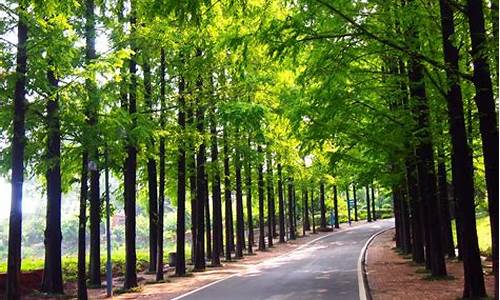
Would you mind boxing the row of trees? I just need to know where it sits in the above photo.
[1,0,497,299]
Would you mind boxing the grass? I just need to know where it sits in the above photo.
[451,214,492,257]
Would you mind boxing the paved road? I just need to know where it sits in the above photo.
[179,219,394,300]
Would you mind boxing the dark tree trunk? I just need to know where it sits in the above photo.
[266,153,277,238]
[371,185,376,221]
[288,177,296,240]
[277,163,286,242]
[407,36,446,277]
[223,127,234,260]
[194,57,206,271]
[465,0,498,296]
[144,61,158,273]
[210,91,222,266]
[311,189,316,233]
[406,158,425,263]
[175,69,187,276]
[319,182,327,229]
[450,154,463,261]
[123,5,138,288]
[41,64,63,294]
[346,186,351,224]
[77,155,88,300]
[437,147,454,258]
[258,146,266,250]
[157,48,166,281]
[393,186,402,249]
[266,155,274,246]
[85,0,101,286]
[205,173,211,260]
[304,189,311,230]
[400,185,412,254]
[235,133,245,258]
[302,190,306,235]
[187,103,197,264]
[366,186,372,222]
[245,137,254,253]
[352,184,358,222]
[292,183,298,236]
[333,186,339,229]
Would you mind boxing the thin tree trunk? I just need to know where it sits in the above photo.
[465,0,498,296]
[304,188,311,230]
[266,155,274,247]
[223,127,234,260]
[319,182,327,229]
[210,90,222,266]
[277,163,286,242]
[258,146,266,250]
[371,185,376,221]
[124,3,138,288]
[156,48,166,281]
[205,173,211,260]
[311,189,316,233]
[346,186,351,224]
[352,184,358,222]
[77,154,88,300]
[41,63,63,294]
[366,186,372,222]
[245,137,254,253]
[144,61,158,273]
[235,131,245,258]
[333,186,339,229]
[437,146,454,258]
[175,68,187,276]
[288,177,296,240]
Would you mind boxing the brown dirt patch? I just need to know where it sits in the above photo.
[366,229,495,300]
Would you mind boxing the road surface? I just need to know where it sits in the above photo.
[177,219,394,300]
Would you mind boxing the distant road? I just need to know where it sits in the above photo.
[177,219,394,300]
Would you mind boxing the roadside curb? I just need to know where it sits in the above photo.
[357,225,395,300]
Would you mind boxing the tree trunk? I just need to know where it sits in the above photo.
[311,189,316,233]
[6,5,27,299]
[277,163,286,242]
[78,154,89,300]
[288,177,296,240]
[234,132,245,258]
[333,186,339,229]
[123,4,138,288]
[194,56,206,271]
[405,157,425,263]
[346,186,351,224]
[366,186,372,222]
[245,137,254,253]
[437,146,454,258]
[258,146,266,250]
[175,68,187,276]
[210,90,222,266]
[157,48,166,281]
[319,182,327,229]
[304,188,311,230]
[223,127,234,260]
[144,61,158,273]
[205,172,211,260]
[465,0,498,296]
[371,185,376,221]
[407,35,446,277]
[266,155,274,246]
[352,184,358,222]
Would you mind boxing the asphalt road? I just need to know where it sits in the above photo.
[178,219,394,300]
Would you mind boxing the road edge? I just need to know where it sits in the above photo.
[357,225,395,300]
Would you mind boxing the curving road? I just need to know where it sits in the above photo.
[176,219,394,300]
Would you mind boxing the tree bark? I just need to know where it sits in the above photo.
[77,154,88,300]
[175,68,187,276]
[465,0,498,296]
[333,186,339,229]
[245,137,254,253]
[210,87,222,266]
[266,154,274,246]
[288,177,296,240]
[258,146,267,249]
[352,184,358,222]
[235,131,245,258]
[144,61,158,273]
[437,146,454,258]
[366,186,372,222]
[371,185,376,221]
[6,5,27,299]
[277,163,286,242]
[123,3,138,288]
[319,182,327,229]
[157,48,166,281]
[223,127,234,260]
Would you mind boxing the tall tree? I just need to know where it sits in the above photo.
[210,82,222,266]
[223,126,234,260]
[234,130,245,258]
[366,186,372,222]
[277,163,286,242]
[258,146,266,249]
[6,2,28,298]
[288,177,296,240]
[465,0,498,295]
[41,61,63,294]
[319,182,327,229]
[333,185,339,229]
[245,137,254,252]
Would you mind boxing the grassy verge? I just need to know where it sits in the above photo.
[451,214,491,258]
